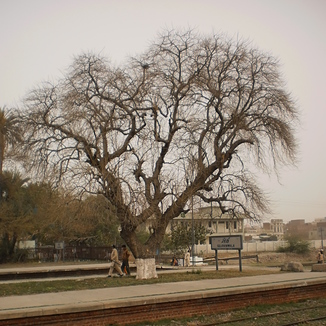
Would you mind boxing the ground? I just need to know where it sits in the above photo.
[254,251,317,264]
[213,251,318,266]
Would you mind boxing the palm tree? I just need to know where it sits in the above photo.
[0,107,22,174]
[0,170,30,262]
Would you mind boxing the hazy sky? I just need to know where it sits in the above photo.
[1,0,325,223]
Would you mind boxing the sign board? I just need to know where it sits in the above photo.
[210,235,243,250]
[210,235,243,272]
[18,240,36,249]
[55,241,65,250]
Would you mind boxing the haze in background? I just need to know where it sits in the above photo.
[1,0,325,223]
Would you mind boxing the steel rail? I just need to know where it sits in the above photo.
[195,304,326,326]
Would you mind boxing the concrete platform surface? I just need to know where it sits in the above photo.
[0,266,326,321]
[0,262,258,283]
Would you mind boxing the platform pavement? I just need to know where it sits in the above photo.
[0,262,326,322]
[0,262,278,283]
[1,261,265,283]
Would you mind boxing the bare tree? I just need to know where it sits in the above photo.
[21,30,297,278]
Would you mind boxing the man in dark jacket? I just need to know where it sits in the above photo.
[121,244,131,275]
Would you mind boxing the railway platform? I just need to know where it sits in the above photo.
[0,264,326,325]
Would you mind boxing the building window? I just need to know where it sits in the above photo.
[234,221,237,230]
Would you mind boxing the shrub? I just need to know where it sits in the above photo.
[12,248,29,262]
[277,237,311,254]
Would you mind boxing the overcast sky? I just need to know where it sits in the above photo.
[1,0,325,223]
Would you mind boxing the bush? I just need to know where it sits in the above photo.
[277,237,311,254]
[11,248,29,262]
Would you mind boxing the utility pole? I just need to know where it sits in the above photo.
[320,227,324,250]
[191,195,195,266]
[186,177,195,266]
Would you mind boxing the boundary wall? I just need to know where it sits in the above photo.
[194,240,324,256]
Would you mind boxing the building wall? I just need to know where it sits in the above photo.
[143,206,246,239]
[164,206,245,236]
[310,222,326,240]
[285,220,314,240]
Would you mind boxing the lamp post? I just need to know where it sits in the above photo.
[186,178,195,266]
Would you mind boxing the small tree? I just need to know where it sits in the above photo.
[278,236,311,255]
[34,193,121,246]
[170,222,206,253]
[21,29,298,278]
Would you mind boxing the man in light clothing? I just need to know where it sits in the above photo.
[184,250,191,267]
[108,244,124,277]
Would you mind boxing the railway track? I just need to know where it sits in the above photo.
[190,304,326,326]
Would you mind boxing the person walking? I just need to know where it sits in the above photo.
[121,244,131,276]
[108,245,124,277]
[171,256,178,266]
[184,250,191,267]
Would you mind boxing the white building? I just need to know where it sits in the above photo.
[166,206,246,244]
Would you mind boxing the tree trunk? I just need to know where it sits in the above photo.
[121,227,160,279]
[135,258,158,279]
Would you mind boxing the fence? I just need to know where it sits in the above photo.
[33,246,111,262]
[23,240,325,262]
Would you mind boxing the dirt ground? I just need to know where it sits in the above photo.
[254,251,318,264]
[0,250,320,269]
[214,251,319,266]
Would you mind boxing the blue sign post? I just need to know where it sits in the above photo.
[209,235,243,272]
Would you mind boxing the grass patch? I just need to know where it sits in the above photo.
[0,269,279,297]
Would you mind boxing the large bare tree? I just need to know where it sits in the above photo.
[22,30,297,278]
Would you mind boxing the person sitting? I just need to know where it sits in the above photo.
[317,249,324,264]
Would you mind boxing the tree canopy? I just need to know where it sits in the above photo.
[21,30,298,265]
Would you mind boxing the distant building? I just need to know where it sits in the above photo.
[244,219,284,242]
[243,222,260,242]
[169,206,245,237]
[145,206,246,243]
[284,219,313,240]
[261,219,284,240]
[309,219,326,240]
